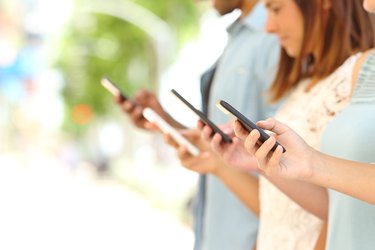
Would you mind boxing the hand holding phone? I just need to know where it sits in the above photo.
[170,89,232,144]
[216,100,286,153]
[101,76,129,100]
[142,107,200,156]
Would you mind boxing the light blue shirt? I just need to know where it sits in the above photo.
[321,51,375,250]
[196,3,280,250]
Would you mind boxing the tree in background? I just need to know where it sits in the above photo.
[56,0,199,133]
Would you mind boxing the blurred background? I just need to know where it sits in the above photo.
[0,0,237,249]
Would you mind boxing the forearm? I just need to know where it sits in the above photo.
[214,166,260,216]
[310,150,375,204]
[265,176,328,220]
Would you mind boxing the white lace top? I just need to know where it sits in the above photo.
[257,53,361,250]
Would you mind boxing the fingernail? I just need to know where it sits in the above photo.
[250,129,257,136]
[267,137,275,145]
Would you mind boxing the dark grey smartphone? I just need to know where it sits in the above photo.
[216,100,286,153]
[101,76,129,100]
[170,89,232,144]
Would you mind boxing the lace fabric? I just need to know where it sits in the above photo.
[257,53,362,250]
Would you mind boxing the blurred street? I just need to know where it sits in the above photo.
[0,1,227,249]
[0,150,194,250]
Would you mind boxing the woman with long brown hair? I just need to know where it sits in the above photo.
[198,0,375,249]
[232,0,375,249]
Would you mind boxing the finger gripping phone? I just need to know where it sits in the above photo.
[101,76,129,100]
[170,89,232,144]
[142,107,200,156]
[216,100,286,153]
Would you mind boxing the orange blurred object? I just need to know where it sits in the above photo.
[71,104,93,125]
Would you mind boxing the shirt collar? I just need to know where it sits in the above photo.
[227,2,267,34]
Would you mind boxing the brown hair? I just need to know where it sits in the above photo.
[269,0,375,102]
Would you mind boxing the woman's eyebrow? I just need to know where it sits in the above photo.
[264,0,278,8]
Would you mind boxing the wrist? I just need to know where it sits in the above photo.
[211,161,229,177]
[302,148,324,182]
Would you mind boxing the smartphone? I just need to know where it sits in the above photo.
[170,89,232,144]
[142,107,200,156]
[216,100,286,153]
[100,76,129,100]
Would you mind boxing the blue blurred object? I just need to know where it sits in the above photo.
[0,33,45,103]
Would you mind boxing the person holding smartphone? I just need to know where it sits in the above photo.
[199,0,375,249]
[231,1,375,248]
[164,1,282,250]
[116,0,280,249]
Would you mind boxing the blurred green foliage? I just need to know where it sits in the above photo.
[56,0,199,133]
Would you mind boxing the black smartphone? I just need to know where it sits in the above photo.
[170,89,232,144]
[100,76,129,100]
[216,100,286,153]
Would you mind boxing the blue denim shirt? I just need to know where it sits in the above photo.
[194,3,280,250]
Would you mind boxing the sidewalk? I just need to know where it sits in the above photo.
[0,151,194,250]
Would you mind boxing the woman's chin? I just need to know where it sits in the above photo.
[284,46,299,58]
[364,0,375,13]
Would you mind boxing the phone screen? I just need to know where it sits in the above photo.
[217,100,286,153]
[170,89,232,144]
[101,76,129,100]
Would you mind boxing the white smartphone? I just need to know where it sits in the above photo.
[142,107,200,156]
[101,76,129,100]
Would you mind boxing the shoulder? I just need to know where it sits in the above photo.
[351,49,375,93]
